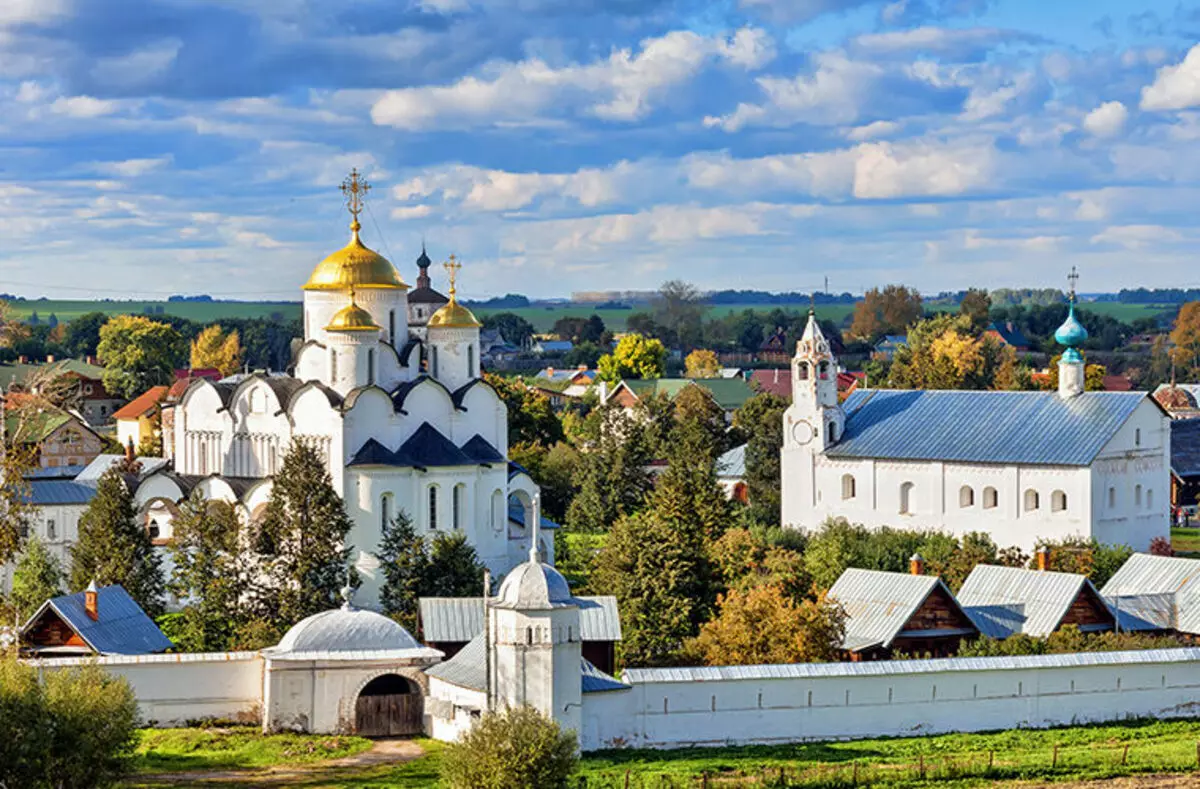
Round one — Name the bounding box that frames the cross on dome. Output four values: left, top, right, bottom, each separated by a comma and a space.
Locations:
1067, 265, 1080, 303
444, 255, 462, 299
340, 168, 370, 224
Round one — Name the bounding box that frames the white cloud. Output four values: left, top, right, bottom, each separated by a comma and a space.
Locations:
538, 204, 774, 254
0, 0, 69, 26
1090, 224, 1182, 249
391, 205, 433, 220
371, 28, 772, 130
1141, 44, 1200, 111
91, 40, 181, 88
49, 96, 119, 118
1082, 101, 1128, 138
94, 157, 172, 178
845, 120, 901, 141
960, 71, 1034, 121
851, 26, 1025, 59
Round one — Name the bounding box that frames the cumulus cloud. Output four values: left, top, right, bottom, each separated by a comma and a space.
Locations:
371, 27, 773, 129
94, 157, 173, 178
1141, 44, 1200, 111
91, 40, 182, 89
49, 96, 119, 118
851, 26, 1034, 61
0, 0, 69, 26
845, 120, 902, 140
1090, 224, 1182, 249
1082, 101, 1128, 138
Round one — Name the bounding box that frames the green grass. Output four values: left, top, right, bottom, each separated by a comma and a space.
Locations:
1172, 526, 1200, 554
130, 726, 371, 774
9, 299, 301, 324
1078, 302, 1178, 321
473, 303, 861, 333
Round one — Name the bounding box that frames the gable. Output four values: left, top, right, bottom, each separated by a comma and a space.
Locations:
899, 584, 976, 637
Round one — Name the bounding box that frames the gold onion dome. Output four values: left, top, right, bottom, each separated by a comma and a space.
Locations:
325, 291, 380, 332
428, 256, 481, 329
304, 221, 407, 291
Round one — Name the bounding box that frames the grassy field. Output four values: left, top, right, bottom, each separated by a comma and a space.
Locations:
131, 727, 372, 774
8, 299, 301, 324
1171, 526, 1200, 554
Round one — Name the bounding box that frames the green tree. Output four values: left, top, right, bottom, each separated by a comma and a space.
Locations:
888, 313, 1003, 390
97, 315, 187, 399
482, 312, 536, 347
484, 373, 564, 447
959, 288, 992, 333
169, 492, 249, 651
710, 527, 810, 603
254, 437, 354, 628
375, 510, 430, 632
672, 384, 729, 460
10, 535, 64, 621
440, 706, 578, 789
687, 585, 846, 666
655, 412, 730, 543
425, 531, 488, 596
653, 280, 705, 350
62, 311, 109, 358
731, 392, 787, 527
70, 467, 164, 616
597, 333, 666, 383
0, 442, 36, 565
565, 405, 652, 533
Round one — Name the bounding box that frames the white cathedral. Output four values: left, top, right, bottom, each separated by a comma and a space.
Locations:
781, 291, 1171, 552
134, 171, 545, 608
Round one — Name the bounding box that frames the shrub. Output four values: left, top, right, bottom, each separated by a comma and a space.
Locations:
440, 706, 578, 789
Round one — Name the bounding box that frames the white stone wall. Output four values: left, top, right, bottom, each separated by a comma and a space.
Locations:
580, 649, 1200, 751
427, 326, 480, 393
263, 658, 431, 734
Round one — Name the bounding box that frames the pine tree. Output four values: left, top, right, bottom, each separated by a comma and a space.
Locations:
425, 532, 486, 597
732, 393, 787, 527
69, 467, 164, 616
565, 405, 652, 533
375, 511, 428, 632
10, 536, 64, 621
169, 491, 248, 651
255, 437, 353, 628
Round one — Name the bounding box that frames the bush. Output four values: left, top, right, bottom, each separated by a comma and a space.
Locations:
0, 652, 139, 788
440, 706, 578, 789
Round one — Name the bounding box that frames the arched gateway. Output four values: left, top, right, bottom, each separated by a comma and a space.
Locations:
355, 674, 424, 737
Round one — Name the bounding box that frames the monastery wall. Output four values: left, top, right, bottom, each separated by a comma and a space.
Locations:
580, 648, 1200, 751
32, 652, 263, 727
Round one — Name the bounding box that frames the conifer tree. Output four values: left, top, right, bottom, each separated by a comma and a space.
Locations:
732, 392, 787, 527
425, 532, 487, 597
254, 437, 353, 627
375, 511, 428, 631
69, 467, 164, 616
10, 536, 64, 621
565, 405, 652, 533
169, 492, 248, 651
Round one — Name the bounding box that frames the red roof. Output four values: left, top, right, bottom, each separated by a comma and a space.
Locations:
1103, 375, 1134, 392
111, 386, 168, 420
175, 368, 221, 380
749, 369, 791, 399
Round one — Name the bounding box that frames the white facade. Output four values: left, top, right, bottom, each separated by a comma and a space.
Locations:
0, 501, 86, 595
780, 313, 1170, 552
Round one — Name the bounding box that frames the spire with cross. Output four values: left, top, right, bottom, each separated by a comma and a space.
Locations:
1067, 266, 1080, 304
444, 255, 462, 301
529, 491, 541, 564
340, 168, 370, 228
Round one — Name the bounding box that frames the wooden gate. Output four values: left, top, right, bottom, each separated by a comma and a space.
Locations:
355, 675, 423, 737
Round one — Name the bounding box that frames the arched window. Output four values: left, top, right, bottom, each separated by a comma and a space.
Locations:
248, 389, 260, 413
899, 482, 914, 515
1135, 428, 1142, 447
818, 361, 830, 380
1135, 484, 1143, 507
1108, 487, 1116, 508
431, 346, 439, 378
329, 348, 337, 380
428, 486, 439, 530
959, 486, 974, 508
380, 493, 392, 530
367, 349, 376, 385
828, 422, 838, 442
1051, 490, 1067, 512
841, 474, 856, 500
46, 519, 56, 541
389, 310, 396, 343
1148, 488, 1155, 509
797, 363, 809, 381
467, 345, 475, 378
983, 487, 998, 509
1024, 489, 1040, 512
491, 489, 504, 531
453, 483, 465, 530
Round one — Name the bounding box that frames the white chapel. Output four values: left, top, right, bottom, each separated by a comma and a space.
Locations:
781, 284, 1171, 551
133, 171, 546, 608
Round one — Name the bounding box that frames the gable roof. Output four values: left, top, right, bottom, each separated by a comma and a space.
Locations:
717, 443, 746, 479
957, 564, 1110, 639
112, 385, 169, 420
348, 424, 483, 469
987, 321, 1031, 348
419, 595, 621, 643
1171, 418, 1200, 479
461, 434, 505, 464
424, 633, 627, 694
22, 585, 172, 655
1101, 553, 1200, 634
23, 480, 98, 506
4, 397, 99, 444
828, 568, 972, 652
749, 369, 791, 399
827, 389, 1148, 466
621, 377, 755, 411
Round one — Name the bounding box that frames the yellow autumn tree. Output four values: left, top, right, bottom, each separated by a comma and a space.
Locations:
190, 324, 243, 376
1170, 301, 1200, 374
684, 349, 721, 379
687, 585, 846, 666
929, 330, 984, 382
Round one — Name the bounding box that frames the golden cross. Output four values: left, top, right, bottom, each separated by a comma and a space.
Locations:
340, 168, 370, 221
444, 255, 462, 298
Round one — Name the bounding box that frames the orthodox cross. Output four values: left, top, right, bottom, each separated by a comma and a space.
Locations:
340, 168, 370, 222
1067, 266, 1080, 302
444, 255, 462, 298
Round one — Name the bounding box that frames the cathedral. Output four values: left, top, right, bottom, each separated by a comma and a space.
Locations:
134, 171, 545, 608
781, 285, 1171, 552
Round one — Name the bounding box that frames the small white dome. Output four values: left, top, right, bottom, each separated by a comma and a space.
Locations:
273, 606, 421, 654
493, 560, 574, 610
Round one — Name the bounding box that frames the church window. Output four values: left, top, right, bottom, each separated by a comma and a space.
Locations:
1024, 489, 1040, 512
248, 389, 259, 413
1108, 487, 1116, 508
1051, 490, 1067, 512
959, 486, 974, 508
1148, 488, 1155, 509
429, 486, 439, 530
1135, 484, 1143, 507
431, 346, 439, 378
983, 487, 998, 509
381, 493, 392, 530
491, 490, 504, 530
453, 483, 465, 530
899, 482, 914, 515
46, 519, 55, 541
330, 349, 337, 380
468, 345, 475, 377
389, 310, 396, 343
367, 349, 376, 385
526, 627, 533, 645
1135, 428, 1141, 447
841, 474, 856, 500
828, 422, 838, 442
797, 363, 809, 381
818, 361, 830, 380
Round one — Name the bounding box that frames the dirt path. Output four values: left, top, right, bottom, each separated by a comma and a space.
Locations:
129, 738, 425, 788
1013, 776, 1200, 788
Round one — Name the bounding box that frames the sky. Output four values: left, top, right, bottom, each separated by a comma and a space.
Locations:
3, 1, 1200, 300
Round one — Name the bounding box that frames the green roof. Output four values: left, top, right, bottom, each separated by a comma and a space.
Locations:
0, 359, 105, 390
6, 407, 73, 444
621, 378, 754, 411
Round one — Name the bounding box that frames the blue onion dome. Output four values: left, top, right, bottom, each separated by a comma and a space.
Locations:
1054, 302, 1088, 348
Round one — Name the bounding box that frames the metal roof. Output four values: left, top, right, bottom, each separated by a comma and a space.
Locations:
622, 647, 1200, 684
581, 658, 629, 693
717, 444, 746, 479
23, 480, 97, 506
22, 585, 172, 655
1108, 592, 1176, 632
76, 454, 169, 482
25, 464, 87, 480
419, 596, 621, 643
424, 634, 630, 694
507, 500, 561, 531
1101, 553, 1200, 634
827, 568, 965, 651
1171, 418, 1200, 479
827, 389, 1147, 466
957, 565, 1106, 638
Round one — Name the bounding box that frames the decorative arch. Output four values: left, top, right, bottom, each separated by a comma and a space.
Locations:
899, 481, 914, 515
982, 486, 998, 509
1051, 490, 1067, 512
841, 474, 856, 500
490, 488, 505, 531
959, 485, 974, 508
1024, 489, 1040, 512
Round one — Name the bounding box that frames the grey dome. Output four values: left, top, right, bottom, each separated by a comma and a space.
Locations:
494, 560, 574, 610
273, 606, 421, 654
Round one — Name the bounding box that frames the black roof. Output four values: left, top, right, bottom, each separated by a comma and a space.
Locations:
348, 438, 397, 467
1172, 418, 1200, 479
461, 434, 505, 464
409, 286, 449, 306
398, 423, 474, 467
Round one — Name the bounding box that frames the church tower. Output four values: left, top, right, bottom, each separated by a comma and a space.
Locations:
1055, 267, 1088, 399
426, 257, 482, 392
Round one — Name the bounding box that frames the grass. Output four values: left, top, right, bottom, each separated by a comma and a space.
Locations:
1172, 526, 1200, 554
130, 726, 372, 774
9, 299, 301, 324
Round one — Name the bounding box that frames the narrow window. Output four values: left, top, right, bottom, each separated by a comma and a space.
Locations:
1148, 488, 1155, 509
1108, 487, 1116, 508
828, 422, 838, 442
329, 348, 337, 380
429, 486, 438, 530
1135, 427, 1142, 447
959, 485, 974, 508
1051, 490, 1067, 512
389, 310, 396, 343
1136, 484, 1143, 507
46, 519, 55, 540
899, 482, 914, 515
468, 345, 475, 378
797, 362, 809, 381
818, 361, 829, 380
492, 489, 504, 531
1024, 489, 1040, 512
367, 349, 376, 385
841, 474, 856, 500
381, 493, 391, 530
431, 346, 439, 378
453, 484, 464, 530
983, 487, 998, 509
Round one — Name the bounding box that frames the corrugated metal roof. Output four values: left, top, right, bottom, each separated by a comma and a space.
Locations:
24, 464, 87, 480
23, 585, 172, 655
419, 596, 621, 643
581, 658, 629, 693
1108, 593, 1176, 632
1171, 418, 1200, 478
76, 455, 168, 482
827, 389, 1146, 466
23, 480, 97, 506
622, 647, 1200, 684
827, 569, 958, 651
506, 501, 562, 532
1101, 553, 1200, 634
717, 444, 746, 479
957, 565, 1105, 638
426, 634, 487, 691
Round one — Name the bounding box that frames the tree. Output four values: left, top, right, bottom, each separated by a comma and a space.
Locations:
169, 492, 250, 652
1170, 301, 1200, 375
565, 405, 653, 533
440, 706, 578, 789
375, 511, 429, 632
70, 467, 164, 616
97, 315, 186, 399
0, 440, 35, 566
484, 373, 564, 447
710, 528, 810, 603
190, 324, 243, 376
849, 284, 924, 341
482, 312, 536, 348
596, 333, 666, 383
551, 315, 606, 345
685, 348, 721, 379
63, 311, 109, 357
562, 342, 603, 368
672, 384, 728, 460
732, 393, 787, 527
688, 585, 846, 666
959, 288, 992, 333
10, 535, 64, 621
888, 314, 1002, 390
425, 531, 488, 597
653, 280, 705, 350
254, 437, 354, 628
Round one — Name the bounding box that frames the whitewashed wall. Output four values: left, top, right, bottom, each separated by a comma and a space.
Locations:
581, 649, 1200, 751
33, 653, 263, 727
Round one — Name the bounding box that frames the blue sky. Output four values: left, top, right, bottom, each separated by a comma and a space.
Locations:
3, 0, 1200, 299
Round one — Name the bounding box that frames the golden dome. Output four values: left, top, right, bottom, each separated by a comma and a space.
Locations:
303, 221, 408, 291
427, 256, 481, 329
325, 292, 380, 332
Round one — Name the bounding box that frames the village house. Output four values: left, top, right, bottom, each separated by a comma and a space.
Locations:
113, 385, 168, 451
602, 377, 754, 423
20, 583, 172, 657
5, 393, 106, 469
0, 357, 122, 427
957, 560, 1114, 639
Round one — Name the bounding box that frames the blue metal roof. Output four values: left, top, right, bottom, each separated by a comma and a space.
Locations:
24, 585, 172, 655
23, 480, 98, 506
507, 500, 560, 531
717, 444, 746, 479
582, 658, 629, 693
827, 389, 1147, 466
24, 464, 87, 480
1171, 418, 1200, 478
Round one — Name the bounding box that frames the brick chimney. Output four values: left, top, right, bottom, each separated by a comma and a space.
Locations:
85, 580, 99, 621
125, 437, 136, 464
1036, 546, 1051, 571
909, 552, 925, 575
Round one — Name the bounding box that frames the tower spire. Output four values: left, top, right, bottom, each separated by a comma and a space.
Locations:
444, 255, 462, 302
1054, 267, 1088, 398
529, 492, 541, 563
340, 168, 370, 234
